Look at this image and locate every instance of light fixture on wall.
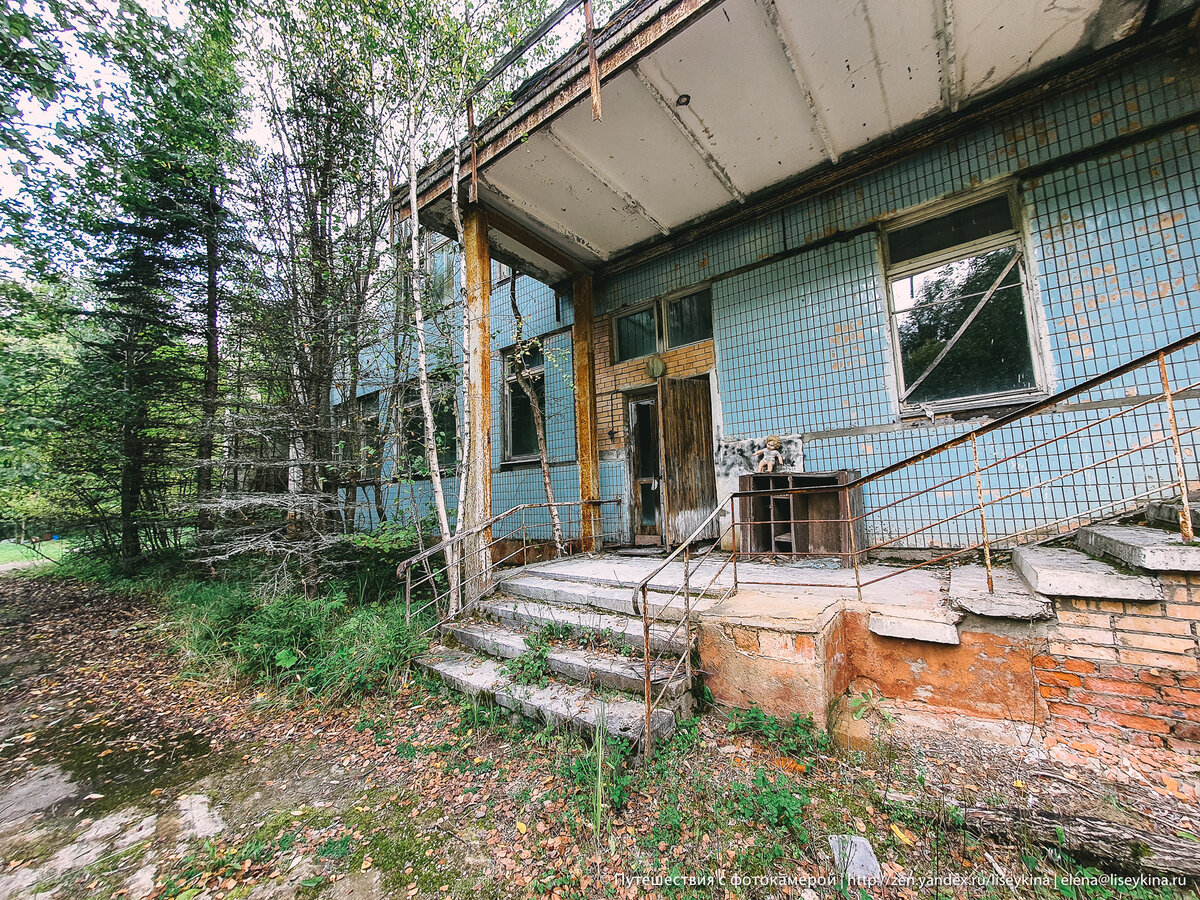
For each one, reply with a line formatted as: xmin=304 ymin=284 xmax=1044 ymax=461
xmin=675 ymin=94 xmax=690 ymax=107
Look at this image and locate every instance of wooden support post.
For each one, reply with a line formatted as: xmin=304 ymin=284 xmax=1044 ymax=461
xmin=463 ymin=206 xmax=493 ymax=601
xmin=572 ymin=273 xmax=601 ymax=551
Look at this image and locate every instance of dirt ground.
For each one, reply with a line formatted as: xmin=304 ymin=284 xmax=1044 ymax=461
xmin=0 ymin=575 xmax=1197 ymax=900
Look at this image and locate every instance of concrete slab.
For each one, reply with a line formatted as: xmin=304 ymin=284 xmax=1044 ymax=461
xmin=443 ymin=621 xmax=687 ymax=699
xmin=481 ymin=597 xmax=687 ymax=655
xmin=829 ymin=835 xmax=883 ymax=881
xmin=1145 ymin=499 xmax=1200 ymax=531
xmin=417 ymin=647 xmax=675 ymax=743
xmin=1076 ymin=525 xmax=1200 ymax=573
xmin=868 ymin=614 xmax=959 ymax=645
xmin=950 ymin=565 xmax=1053 ymax=619
xmin=1013 ymin=545 xmax=1161 ymax=601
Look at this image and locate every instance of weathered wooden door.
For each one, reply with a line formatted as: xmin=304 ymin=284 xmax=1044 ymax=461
xmin=657 ymin=377 xmax=718 ymax=547
xmin=628 ymin=395 xmax=661 ymax=544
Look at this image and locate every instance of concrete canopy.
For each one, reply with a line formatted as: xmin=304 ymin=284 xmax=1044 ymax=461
xmin=414 ymin=0 xmax=1187 ymax=285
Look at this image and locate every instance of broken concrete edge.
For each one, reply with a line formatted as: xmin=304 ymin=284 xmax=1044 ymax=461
xmin=1013 ymin=545 xmax=1162 ymax=601
xmin=867 ymin=614 xmax=960 ymax=645
xmin=1076 ymin=525 xmax=1200 ymax=573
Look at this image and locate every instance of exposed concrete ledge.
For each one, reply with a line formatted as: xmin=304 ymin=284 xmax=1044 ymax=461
xmin=1077 ymin=525 xmax=1200 ymax=573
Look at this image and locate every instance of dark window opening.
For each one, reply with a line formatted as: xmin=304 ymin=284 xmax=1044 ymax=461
xmin=614 ymin=306 xmax=656 ymax=361
xmin=667 ymin=289 xmax=713 ymax=348
xmin=505 ymin=348 xmax=546 ymax=461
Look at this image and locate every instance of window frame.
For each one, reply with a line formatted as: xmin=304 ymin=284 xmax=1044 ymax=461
xmin=881 ymin=186 xmax=1048 ymax=416
xmin=611 ymin=286 xmax=713 ymax=363
xmin=503 ymin=344 xmax=546 ymax=463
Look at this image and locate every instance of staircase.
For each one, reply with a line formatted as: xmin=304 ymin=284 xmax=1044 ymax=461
xmin=416 ymin=566 xmax=700 ymax=746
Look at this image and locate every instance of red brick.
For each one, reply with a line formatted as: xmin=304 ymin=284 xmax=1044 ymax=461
xmin=1062 ymin=659 xmax=1096 ymax=675
xmin=1180 ymin=674 xmax=1200 ymax=689
xmin=1047 ymin=702 xmax=1093 ymax=722
xmin=1172 ymin=722 xmax=1200 ymax=742
xmin=1164 ymin=604 xmax=1200 ymax=620
xmin=1162 ymin=687 xmax=1200 ymax=706
xmin=1137 ymin=670 xmax=1176 ymax=686
xmin=1094 ymin=710 xmax=1172 ymax=734
xmin=1039 ymin=685 xmax=1069 ymax=700
xmin=1082 ymin=723 xmax=1122 ymax=740
xmin=1039 ymin=671 xmax=1083 ymax=688
xmin=1115 ymin=614 xmax=1194 ymax=635
xmin=1128 ymin=731 xmax=1167 ymax=749
xmin=1072 ymin=691 xmax=1145 ymax=713
xmin=1147 ymin=702 xmax=1195 ymax=720
xmin=1167 ymin=737 xmax=1200 ymax=755
xmin=1096 ymin=664 xmax=1138 ymax=680
xmin=1081 ymin=677 xmax=1157 ymax=698
xmin=1032 ymin=654 xmax=1058 ymax=669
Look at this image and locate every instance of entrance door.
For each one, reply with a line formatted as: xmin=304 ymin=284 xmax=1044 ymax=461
xmin=658 ymin=377 xmax=719 ymax=547
xmin=629 ymin=395 xmax=661 ymax=544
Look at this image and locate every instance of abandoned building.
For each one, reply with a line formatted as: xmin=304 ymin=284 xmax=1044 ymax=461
xmin=353 ymin=0 xmax=1200 ymax=758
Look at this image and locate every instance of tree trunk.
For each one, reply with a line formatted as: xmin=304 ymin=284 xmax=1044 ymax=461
xmin=509 ymin=279 xmax=563 ymax=554
xmin=197 ymin=182 xmax=221 ymax=546
xmin=962 ymin=805 xmax=1200 ymax=878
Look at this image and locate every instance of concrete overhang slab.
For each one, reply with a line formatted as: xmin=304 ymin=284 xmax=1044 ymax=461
xmin=409 ymin=0 xmax=1184 ymax=281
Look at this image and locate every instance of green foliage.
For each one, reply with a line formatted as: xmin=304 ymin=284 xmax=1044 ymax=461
xmin=724 ymin=769 xmax=810 ymax=838
xmin=562 ymin=727 xmax=634 ymax=814
xmin=502 ymin=626 xmax=554 ymax=686
xmin=727 ymin=703 xmax=829 ymax=758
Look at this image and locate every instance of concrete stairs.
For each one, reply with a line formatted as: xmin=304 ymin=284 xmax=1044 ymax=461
xmin=416 ymin=567 xmax=692 ymax=746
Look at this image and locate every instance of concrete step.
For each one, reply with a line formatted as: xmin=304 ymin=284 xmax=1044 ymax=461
xmin=1076 ymin=525 xmax=1200 ymax=573
xmin=949 ymin=565 xmax=1053 ymax=619
xmin=443 ymin=621 xmax=688 ymax=701
xmin=1144 ymin=499 xmax=1200 ymax=531
xmin=504 ymin=560 xmax=728 ymax=599
xmin=479 ymin=596 xmax=688 ymax=656
xmin=497 ymin=574 xmax=690 ymax=622
xmin=416 ymin=647 xmax=676 ymax=744
xmin=867 ymin=613 xmax=960 ymax=645
xmin=1013 ymin=545 xmax=1161 ymax=601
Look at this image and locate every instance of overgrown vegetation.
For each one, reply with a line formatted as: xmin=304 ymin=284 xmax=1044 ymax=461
xmin=46 ymin=538 xmax=433 ymax=702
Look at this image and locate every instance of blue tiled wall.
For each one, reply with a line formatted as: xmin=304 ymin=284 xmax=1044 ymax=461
xmin=589 ymin=49 xmax=1200 ymax=547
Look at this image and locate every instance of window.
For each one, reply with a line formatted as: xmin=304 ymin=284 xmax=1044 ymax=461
xmin=505 ymin=344 xmax=545 ymax=460
xmin=398 ymin=376 xmax=457 ymax=477
xmin=613 ymin=288 xmax=712 ymax=362
xmin=885 ymin=191 xmax=1040 ymax=412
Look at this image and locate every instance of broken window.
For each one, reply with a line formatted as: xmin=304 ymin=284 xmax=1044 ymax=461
xmin=613 ymin=288 xmax=712 ymax=362
xmin=505 ymin=344 xmax=545 ymax=461
xmin=885 ymin=191 xmax=1040 ymax=411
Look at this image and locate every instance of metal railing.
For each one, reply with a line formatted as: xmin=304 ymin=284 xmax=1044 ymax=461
xmin=396 ymin=499 xmax=623 ymax=629
xmin=633 ymin=329 xmax=1200 ymax=758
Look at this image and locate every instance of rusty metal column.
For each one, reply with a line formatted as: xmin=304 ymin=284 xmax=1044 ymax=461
xmin=572 ymin=273 xmax=601 ymax=551
xmin=463 ymin=205 xmax=493 ymax=601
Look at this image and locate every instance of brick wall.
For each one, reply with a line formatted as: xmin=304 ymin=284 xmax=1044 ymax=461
xmin=1034 ymin=574 xmax=1200 ymax=754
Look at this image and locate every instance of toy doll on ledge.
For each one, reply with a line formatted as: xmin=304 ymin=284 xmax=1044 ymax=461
xmin=752 ymin=435 xmax=785 ymax=473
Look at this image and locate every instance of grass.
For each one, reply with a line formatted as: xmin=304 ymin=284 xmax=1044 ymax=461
xmin=0 ymin=537 xmax=72 ymax=566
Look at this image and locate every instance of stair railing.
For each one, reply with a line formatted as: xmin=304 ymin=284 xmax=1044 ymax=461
xmin=396 ymin=499 xmax=622 ymax=630
xmin=634 ymin=328 xmax=1200 ymax=760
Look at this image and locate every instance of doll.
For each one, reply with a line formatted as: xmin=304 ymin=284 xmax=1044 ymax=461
xmin=752 ymin=435 xmax=784 ymax=473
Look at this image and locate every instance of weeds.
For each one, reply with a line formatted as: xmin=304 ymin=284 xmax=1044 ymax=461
xmin=727 ymin=703 xmax=829 ymax=759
